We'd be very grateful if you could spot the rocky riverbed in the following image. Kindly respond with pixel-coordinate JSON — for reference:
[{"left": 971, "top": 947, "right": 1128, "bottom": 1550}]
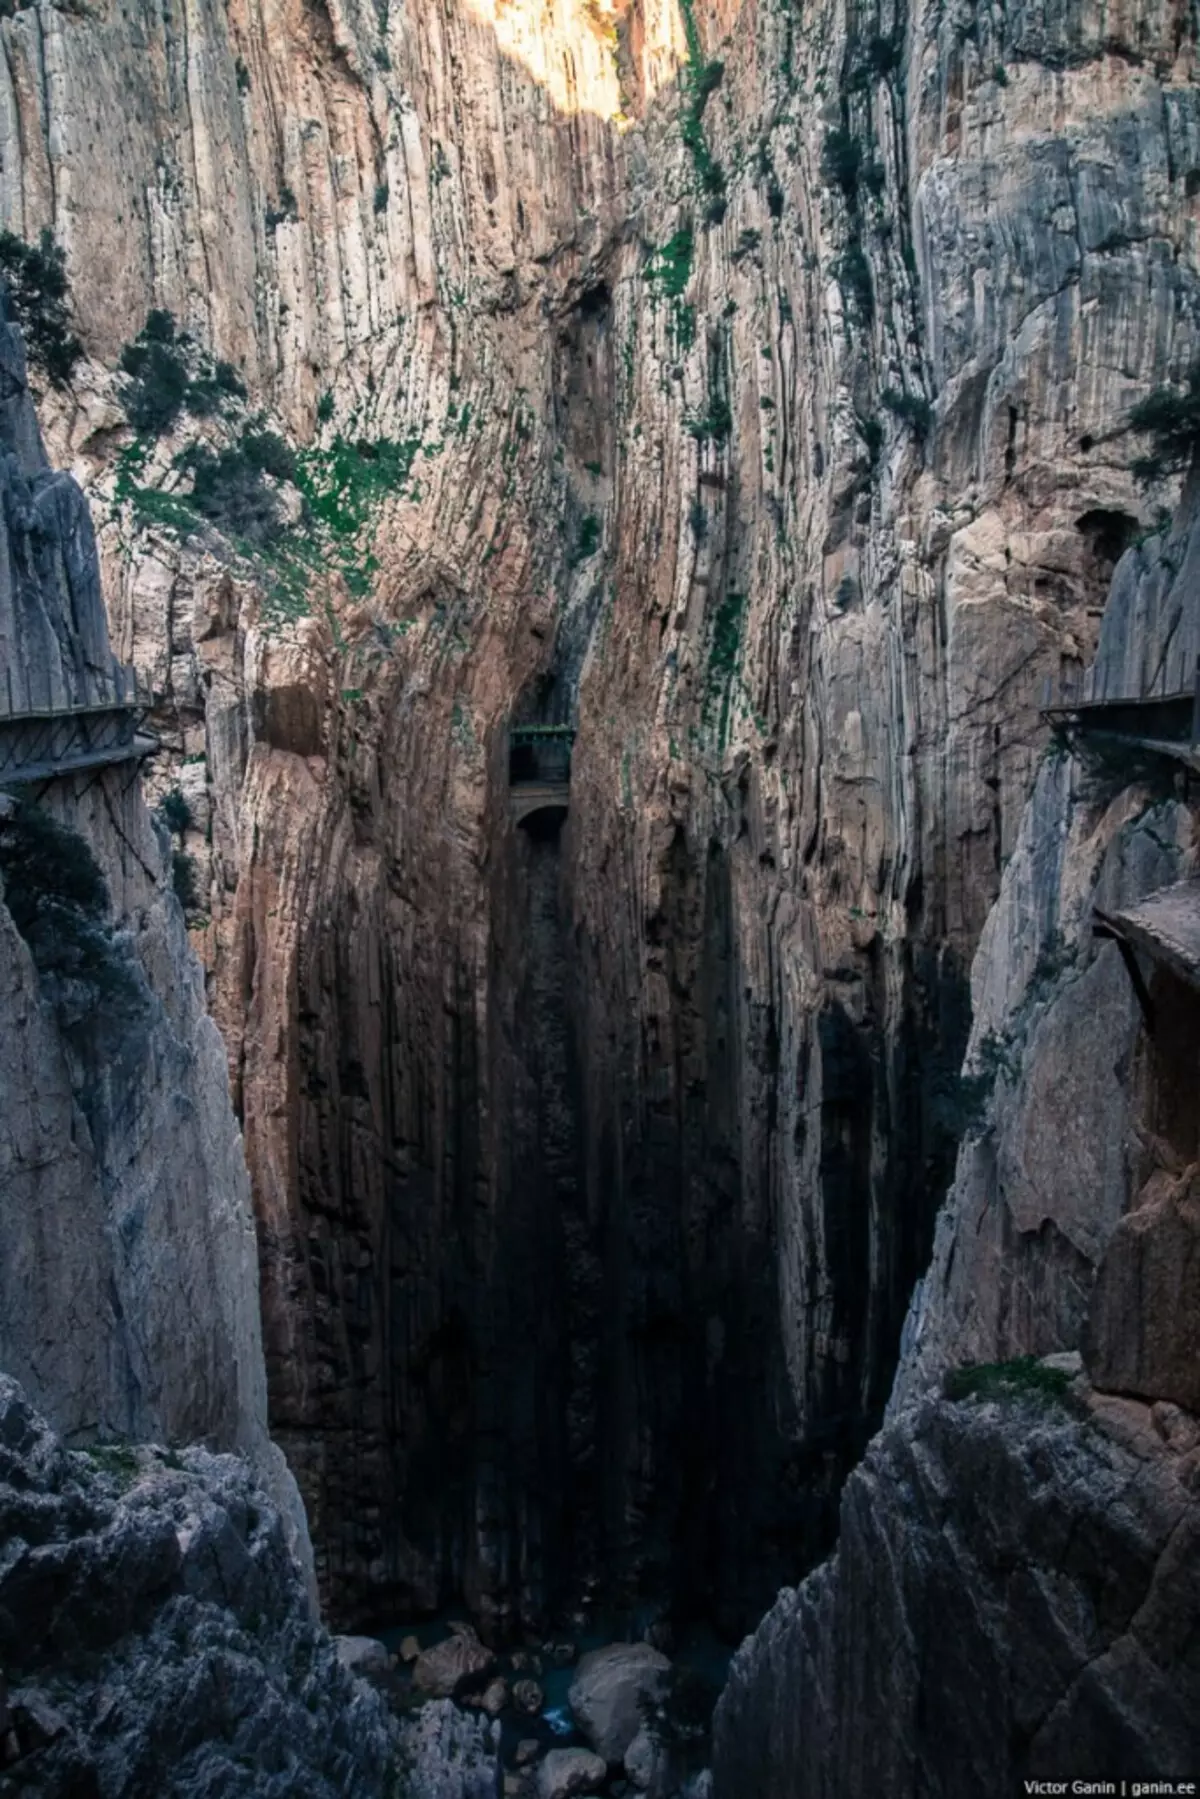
[{"left": 350, "top": 1624, "right": 720, "bottom": 1799}]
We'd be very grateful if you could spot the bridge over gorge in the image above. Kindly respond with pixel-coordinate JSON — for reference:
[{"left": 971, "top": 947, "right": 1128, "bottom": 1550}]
[
  {"left": 1041, "top": 654, "right": 1200, "bottom": 775},
  {"left": 0, "top": 664, "right": 159, "bottom": 792},
  {"left": 508, "top": 724, "right": 574, "bottom": 827}
]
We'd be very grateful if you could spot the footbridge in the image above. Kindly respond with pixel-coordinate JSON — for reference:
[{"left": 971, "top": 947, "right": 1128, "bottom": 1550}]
[
  {"left": 1042, "top": 656, "right": 1200, "bottom": 774},
  {"left": 0, "top": 665, "right": 158, "bottom": 790},
  {"left": 509, "top": 724, "right": 574, "bottom": 827}
]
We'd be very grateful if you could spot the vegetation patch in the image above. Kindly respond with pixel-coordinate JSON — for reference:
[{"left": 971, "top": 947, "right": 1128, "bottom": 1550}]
[
  {"left": 942, "top": 1355, "right": 1074, "bottom": 1406},
  {"left": 1128, "top": 361, "right": 1200, "bottom": 482},
  {"left": 882, "top": 387, "right": 932, "bottom": 439},
  {"left": 119, "top": 310, "right": 245, "bottom": 436},
  {"left": 178, "top": 430, "right": 295, "bottom": 546},
  {"left": 704, "top": 588, "right": 745, "bottom": 749},
  {"left": 0, "top": 229, "right": 82, "bottom": 385},
  {"left": 0, "top": 802, "right": 146, "bottom": 1031},
  {"left": 676, "top": 0, "right": 726, "bottom": 212}
]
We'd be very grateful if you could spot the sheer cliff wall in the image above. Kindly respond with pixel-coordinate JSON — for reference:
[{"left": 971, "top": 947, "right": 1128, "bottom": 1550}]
[
  {"left": 3, "top": 0, "right": 1199, "bottom": 1628},
  {"left": 0, "top": 312, "right": 312, "bottom": 1593},
  {"left": 710, "top": 450, "right": 1200, "bottom": 1799}
]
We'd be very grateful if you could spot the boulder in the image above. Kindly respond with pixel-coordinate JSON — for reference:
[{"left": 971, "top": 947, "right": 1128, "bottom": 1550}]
[
  {"left": 333, "top": 1634, "right": 390, "bottom": 1677},
  {"left": 536, "top": 1746, "right": 608, "bottom": 1799},
  {"left": 413, "top": 1625, "right": 496, "bottom": 1699},
  {"left": 568, "top": 1643, "right": 671, "bottom": 1763},
  {"left": 623, "top": 1726, "right": 662, "bottom": 1790},
  {"left": 466, "top": 1677, "right": 508, "bottom": 1718},
  {"left": 512, "top": 1677, "right": 544, "bottom": 1714},
  {"left": 516, "top": 1738, "right": 541, "bottom": 1766},
  {"left": 399, "top": 1634, "right": 421, "bottom": 1663}
]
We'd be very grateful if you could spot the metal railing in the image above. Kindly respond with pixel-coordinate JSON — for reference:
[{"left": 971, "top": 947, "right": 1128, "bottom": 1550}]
[
  {"left": 1, "top": 658, "right": 147, "bottom": 720},
  {"left": 509, "top": 724, "right": 575, "bottom": 788}
]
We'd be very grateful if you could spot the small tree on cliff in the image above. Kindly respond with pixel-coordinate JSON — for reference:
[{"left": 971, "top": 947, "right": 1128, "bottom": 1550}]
[
  {"left": 0, "top": 229, "right": 82, "bottom": 385},
  {"left": 1128, "top": 359, "right": 1200, "bottom": 482}
]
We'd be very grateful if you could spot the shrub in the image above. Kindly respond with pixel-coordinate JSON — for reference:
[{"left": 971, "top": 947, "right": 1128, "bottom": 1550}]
[
  {"left": 942, "top": 1355, "right": 1073, "bottom": 1405},
  {"left": 374, "top": 182, "right": 389, "bottom": 214},
  {"left": 186, "top": 357, "right": 247, "bottom": 416},
  {"left": 119, "top": 311, "right": 190, "bottom": 433},
  {"left": 837, "top": 242, "right": 874, "bottom": 320},
  {"left": 120, "top": 310, "right": 248, "bottom": 434},
  {"left": 882, "top": 387, "right": 933, "bottom": 439},
  {"left": 0, "top": 228, "right": 82, "bottom": 384},
  {"left": 686, "top": 393, "right": 732, "bottom": 443},
  {"left": 172, "top": 849, "right": 200, "bottom": 911},
  {"left": 822, "top": 127, "right": 862, "bottom": 198},
  {"left": 574, "top": 513, "right": 601, "bottom": 562},
  {"left": 0, "top": 801, "right": 144, "bottom": 1024},
  {"left": 235, "top": 56, "right": 251, "bottom": 93},
  {"left": 157, "top": 787, "right": 192, "bottom": 839},
  {"left": 646, "top": 229, "right": 694, "bottom": 300},
  {"left": 1128, "top": 361, "right": 1200, "bottom": 482},
  {"left": 316, "top": 390, "right": 334, "bottom": 425},
  {"left": 179, "top": 440, "right": 287, "bottom": 544}
]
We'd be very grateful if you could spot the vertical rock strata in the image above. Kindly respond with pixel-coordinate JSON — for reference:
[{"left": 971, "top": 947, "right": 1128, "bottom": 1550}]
[
  {"left": 2, "top": 0, "right": 1199, "bottom": 1634},
  {"left": 710, "top": 447, "right": 1200, "bottom": 1789},
  {"left": 0, "top": 312, "right": 311, "bottom": 1589}
]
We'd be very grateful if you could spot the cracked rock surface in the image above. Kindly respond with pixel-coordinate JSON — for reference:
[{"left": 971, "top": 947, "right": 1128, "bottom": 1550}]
[
  {"left": 0, "top": 1375, "right": 501, "bottom": 1799},
  {"left": 712, "top": 1380, "right": 1200, "bottom": 1798}
]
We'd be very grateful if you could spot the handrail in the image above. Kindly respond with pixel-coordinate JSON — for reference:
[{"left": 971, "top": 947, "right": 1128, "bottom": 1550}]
[
  {"left": 1, "top": 659, "right": 147, "bottom": 720},
  {"left": 1041, "top": 654, "right": 1200, "bottom": 752}
]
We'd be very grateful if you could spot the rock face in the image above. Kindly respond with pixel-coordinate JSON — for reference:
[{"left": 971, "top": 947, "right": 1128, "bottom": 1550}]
[
  {"left": 568, "top": 1643, "right": 671, "bottom": 1764},
  {"left": 0, "top": 1374, "right": 502, "bottom": 1798},
  {"left": 5, "top": 0, "right": 1200, "bottom": 1639},
  {"left": 893, "top": 476, "right": 1200, "bottom": 1409},
  {"left": 0, "top": 310, "right": 312, "bottom": 1590},
  {"left": 712, "top": 1382, "right": 1200, "bottom": 1797},
  {"left": 412, "top": 1625, "right": 496, "bottom": 1700},
  {"left": 535, "top": 1748, "right": 608, "bottom": 1799},
  {"left": 1086, "top": 1166, "right": 1200, "bottom": 1410},
  {"left": 710, "top": 405, "right": 1200, "bottom": 1792}
]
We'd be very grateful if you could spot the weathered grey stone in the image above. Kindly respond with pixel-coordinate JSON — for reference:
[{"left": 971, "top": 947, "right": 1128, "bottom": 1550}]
[
  {"left": 568, "top": 1644, "right": 671, "bottom": 1764},
  {"left": 0, "top": 1375, "right": 502, "bottom": 1798},
  {"left": 332, "top": 1633, "right": 390, "bottom": 1676},
  {"left": 0, "top": 315, "right": 314, "bottom": 1605},
  {"left": 712, "top": 1387, "right": 1200, "bottom": 1798},
  {"left": 1085, "top": 1169, "right": 1200, "bottom": 1410},
  {"left": 535, "top": 1746, "right": 608, "bottom": 1799},
  {"left": 412, "top": 1625, "right": 495, "bottom": 1699}
]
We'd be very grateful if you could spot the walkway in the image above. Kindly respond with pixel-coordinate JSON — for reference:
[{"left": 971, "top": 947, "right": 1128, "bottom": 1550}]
[
  {"left": 0, "top": 671, "right": 158, "bottom": 788},
  {"left": 509, "top": 724, "right": 574, "bottom": 826},
  {"left": 1042, "top": 658, "right": 1200, "bottom": 774}
]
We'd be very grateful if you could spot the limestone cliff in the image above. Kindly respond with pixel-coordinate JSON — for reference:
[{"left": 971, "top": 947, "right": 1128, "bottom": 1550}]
[
  {"left": 709, "top": 449, "right": 1200, "bottom": 1791},
  {"left": 0, "top": 1373, "right": 501, "bottom": 1797},
  {"left": 3, "top": 0, "right": 1199, "bottom": 1639},
  {"left": 0, "top": 309, "right": 311, "bottom": 1591}
]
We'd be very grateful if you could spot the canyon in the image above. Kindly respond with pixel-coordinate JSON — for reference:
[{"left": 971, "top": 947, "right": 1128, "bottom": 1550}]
[{"left": 0, "top": 0, "right": 1198, "bottom": 1790}]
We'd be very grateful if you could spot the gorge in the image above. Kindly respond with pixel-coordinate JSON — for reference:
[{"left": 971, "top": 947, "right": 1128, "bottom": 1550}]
[{"left": 0, "top": 0, "right": 1198, "bottom": 1791}]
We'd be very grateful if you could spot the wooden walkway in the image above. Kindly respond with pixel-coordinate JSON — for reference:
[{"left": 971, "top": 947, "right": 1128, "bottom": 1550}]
[
  {"left": 1042, "top": 660, "right": 1200, "bottom": 774},
  {"left": 0, "top": 699, "right": 157, "bottom": 788}
]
